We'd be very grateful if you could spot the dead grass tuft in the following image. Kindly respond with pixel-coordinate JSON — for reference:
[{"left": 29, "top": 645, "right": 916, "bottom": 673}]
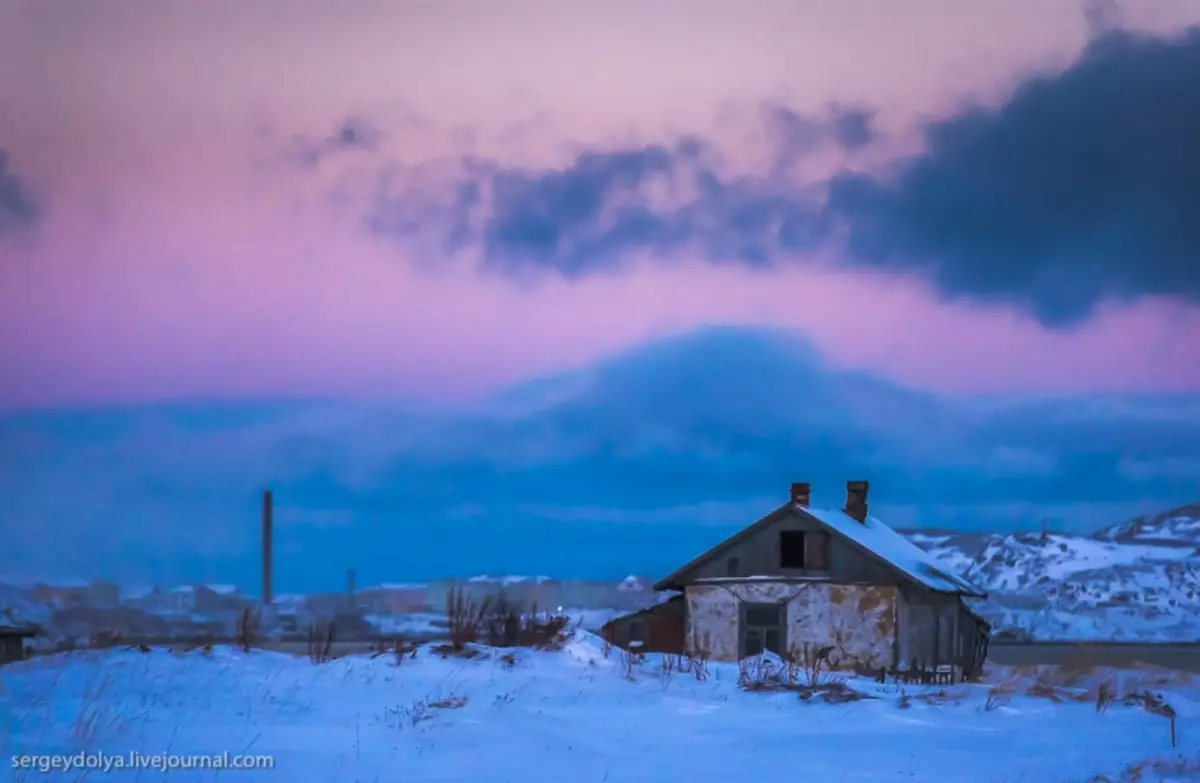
[{"left": 306, "top": 620, "right": 335, "bottom": 664}]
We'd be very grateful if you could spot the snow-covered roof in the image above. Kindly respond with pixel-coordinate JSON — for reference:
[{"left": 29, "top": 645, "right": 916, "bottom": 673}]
[
  {"left": 654, "top": 502, "right": 986, "bottom": 597},
  {"left": 203, "top": 584, "right": 241, "bottom": 596},
  {"left": 366, "top": 583, "right": 427, "bottom": 591},
  {"left": 800, "top": 506, "right": 986, "bottom": 597}
]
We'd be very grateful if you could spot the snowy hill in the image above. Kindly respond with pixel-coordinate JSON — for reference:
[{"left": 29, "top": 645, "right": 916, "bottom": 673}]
[
  {"left": 1094, "top": 503, "right": 1200, "bottom": 545},
  {"left": 901, "top": 503, "right": 1200, "bottom": 641}
]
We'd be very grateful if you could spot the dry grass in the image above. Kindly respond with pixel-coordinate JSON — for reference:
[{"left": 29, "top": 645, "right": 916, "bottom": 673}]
[
  {"left": 235, "top": 607, "right": 261, "bottom": 653},
  {"left": 383, "top": 691, "right": 469, "bottom": 729},
  {"left": 445, "top": 586, "right": 489, "bottom": 651},
  {"left": 1081, "top": 754, "right": 1200, "bottom": 782},
  {"left": 306, "top": 621, "right": 335, "bottom": 664}
]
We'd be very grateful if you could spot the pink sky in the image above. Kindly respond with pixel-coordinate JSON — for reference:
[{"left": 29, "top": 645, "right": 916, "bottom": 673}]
[{"left": 1, "top": 0, "right": 1198, "bottom": 410}]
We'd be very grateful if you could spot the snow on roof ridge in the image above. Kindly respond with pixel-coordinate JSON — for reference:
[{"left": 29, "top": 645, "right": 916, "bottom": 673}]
[{"left": 798, "top": 504, "right": 987, "bottom": 597}]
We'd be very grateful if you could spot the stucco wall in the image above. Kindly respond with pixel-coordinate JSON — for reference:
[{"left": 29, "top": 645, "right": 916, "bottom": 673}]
[{"left": 685, "top": 581, "right": 897, "bottom": 668}]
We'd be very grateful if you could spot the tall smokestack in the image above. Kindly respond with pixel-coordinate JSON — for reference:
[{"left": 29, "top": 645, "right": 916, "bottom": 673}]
[{"left": 261, "top": 490, "right": 273, "bottom": 606}]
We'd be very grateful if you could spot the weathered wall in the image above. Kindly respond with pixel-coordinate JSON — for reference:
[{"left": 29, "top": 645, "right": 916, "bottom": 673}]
[
  {"left": 685, "top": 581, "right": 897, "bottom": 668},
  {"left": 895, "top": 587, "right": 960, "bottom": 668},
  {"left": 681, "top": 510, "right": 897, "bottom": 584}
]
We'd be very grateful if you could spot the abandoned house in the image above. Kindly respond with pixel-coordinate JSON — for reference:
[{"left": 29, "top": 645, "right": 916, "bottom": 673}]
[{"left": 602, "top": 481, "right": 991, "bottom": 681}]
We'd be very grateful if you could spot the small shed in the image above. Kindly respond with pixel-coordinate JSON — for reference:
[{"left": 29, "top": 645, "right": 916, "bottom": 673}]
[
  {"left": 601, "top": 595, "right": 686, "bottom": 655},
  {"left": 0, "top": 624, "right": 38, "bottom": 665}
]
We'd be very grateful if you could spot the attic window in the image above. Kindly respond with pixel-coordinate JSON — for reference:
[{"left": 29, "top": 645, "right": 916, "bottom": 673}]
[
  {"left": 727, "top": 557, "right": 740, "bottom": 577},
  {"left": 779, "top": 530, "right": 831, "bottom": 570},
  {"left": 779, "top": 531, "right": 806, "bottom": 568}
]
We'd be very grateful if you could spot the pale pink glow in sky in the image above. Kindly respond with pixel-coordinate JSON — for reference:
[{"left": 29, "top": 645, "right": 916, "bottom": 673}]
[{"left": 2, "top": 0, "right": 1199, "bottom": 410}]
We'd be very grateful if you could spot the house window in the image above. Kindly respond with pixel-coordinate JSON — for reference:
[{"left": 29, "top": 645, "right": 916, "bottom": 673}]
[
  {"left": 741, "top": 603, "right": 785, "bottom": 658},
  {"left": 779, "top": 530, "right": 806, "bottom": 568},
  {"left": 727, "top": 557, "right": 740, "bottom": 577},
  {"left": 629, "top": 619, "right": 646, "bottom": 644},
  {"left": 805, "top": 530, "right": 831, "bottom": 570}
]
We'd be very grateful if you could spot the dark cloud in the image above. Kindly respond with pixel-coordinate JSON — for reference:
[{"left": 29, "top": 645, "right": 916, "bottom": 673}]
[
  {"left": 1083, "top": 0, "right": 1122, "bottom": 38},
  {"left": 763, "top": 103, "right": 877, "bottom": 167},
  {"left": 0, "top": 149, "right": 39, "bottom": 237},
  {"left": 288, "top": 117, "right": 381, "bottom": 168},
  {"left": 370, "top": 132, "right": 830, "bottom": 275},
  {"left": 370, "top": 26, "right": 1200, "bottom": 327},
  {"left": 827, "top": 26, "right": 1200, "bottom": 325},
  {"left": 1, "top": 327, "right": 1196, "bottom": 587}
]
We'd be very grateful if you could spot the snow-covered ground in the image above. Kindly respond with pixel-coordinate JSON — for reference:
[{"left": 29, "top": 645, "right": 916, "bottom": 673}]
[{"left": 2, "top": 634, "right": 1199, "bottom": 782}]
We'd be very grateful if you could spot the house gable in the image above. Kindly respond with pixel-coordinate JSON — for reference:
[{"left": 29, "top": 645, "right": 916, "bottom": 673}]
[
  {"left": 654, "top": 503, "right": 986, "bottom": 598},
  {"left": 655, "top": 505, "right": 902, "bottom": 590}
]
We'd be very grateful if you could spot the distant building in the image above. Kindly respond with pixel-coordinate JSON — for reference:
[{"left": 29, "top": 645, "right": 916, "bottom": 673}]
[
  {"left": 32, "top": 580, "right": 119, "bottom": 609},
  {"left": 357, "top": 584, "right": 431, "bottom": 614},
  {"left": 0, "top": 623, "right": 38, "bottom": 665},
  {"left": 193, "top": 585, "right": 244, "bottom": 614}
]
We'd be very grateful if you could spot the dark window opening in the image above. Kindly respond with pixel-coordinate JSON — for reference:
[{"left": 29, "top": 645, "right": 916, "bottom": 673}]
[
  {"left": 744, "top": 628, "right": 763, "bottom": 657},
  {"left": 805, "top": 530, "right": 831, "bottom": 570},
  {"left": 779, "top": 530, "right": 806, "bottom": 568},
  {"left": 727, "top": 557, "right": 740, "bottom": 577},
  {"left": 629, "top": 620, "right": 646, "bottom": 643},
  {"left": 744, "top": 604, "right": 782, "bottom": 626}
]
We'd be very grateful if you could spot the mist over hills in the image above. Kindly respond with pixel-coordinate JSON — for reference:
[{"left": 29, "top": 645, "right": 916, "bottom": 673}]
[{"left": 1, "top": 326, "right": 1196, "bottom": 592}]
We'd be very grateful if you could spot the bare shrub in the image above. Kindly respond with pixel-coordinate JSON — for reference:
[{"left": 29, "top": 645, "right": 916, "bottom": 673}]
[
  {"left": 446, "top": 585, "right": 488, "bottom": 651},
  {"left": 983, "top": 684, "right": 1011, "bottom": 711},
  {"left": 793, "top": 642, "right": 833, "bottom": 687},
  {"left": 392, "top": 638, "right": 418, "bottom": 666},
  {"left": 1096, "top": 681, "right": 1115, "bottom": 714},
  {"left": 619, "top": 646, "right": 639, "bottom": 680},
  {"left": 235, "top": 607, "right": 260, "bottom": 653},
  {"left": 482, "top": 595, "right": 574, "bottom": 650},
  {"left": 484, "top": 591, "right": 523, "bottom": 646},
  {"left": 432, "top": 643, "right": 484, "bottom": 660},
  {"left": 691, "top": 634, "right": 711, "bottom": 682},
  {"left": 306, "top": 620, "right": 335, "bottom": 664},
  {"left": 797, "top": 680, "right": 871, "bottom": 704},
  {"left": 897, "top": 689, "right": 912, "bottom": 709},
  {"left": 600, "top": 626, "right": 613, "bottom": 659},
  {"left": 1125, "top": 690, "right": 1178, "bottom": 748}
]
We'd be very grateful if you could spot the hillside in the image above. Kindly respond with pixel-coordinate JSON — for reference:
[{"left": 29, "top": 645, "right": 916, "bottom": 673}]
[{"left": 902, "top": 503, "right": 1200, "bottom": 641}]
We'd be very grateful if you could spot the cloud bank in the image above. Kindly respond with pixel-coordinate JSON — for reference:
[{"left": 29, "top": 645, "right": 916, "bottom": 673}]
[
  {"left": 0, "top": 149, "right": 38, "bottom": 238},
  {"left": 370, "top": 26, "right": 1200, "bottom": 327},
  {"left": 1, "top": 326, "right": 1195, "bottom": 590}
]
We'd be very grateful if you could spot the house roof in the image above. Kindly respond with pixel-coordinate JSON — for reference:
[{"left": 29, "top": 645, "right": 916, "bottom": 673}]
[{"left": 653, "top": 503, "right": 986, "bottom": 598}]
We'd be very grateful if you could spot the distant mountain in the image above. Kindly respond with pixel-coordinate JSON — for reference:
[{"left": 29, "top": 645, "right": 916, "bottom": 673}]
[
  {"left": 1093, "top": 503, "right": 1200, "bottom": 545},
  {"left": 902, "top": 503, "right": 1200, "bottom": 641}
]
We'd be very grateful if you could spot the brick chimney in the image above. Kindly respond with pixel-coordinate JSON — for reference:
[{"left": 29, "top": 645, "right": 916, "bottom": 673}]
[
  {"left": 790, "top": 482, "right": 812, "bottom": 506},
  {"left": 844, "top": 480, "right": 869, "bottom": 523}
]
